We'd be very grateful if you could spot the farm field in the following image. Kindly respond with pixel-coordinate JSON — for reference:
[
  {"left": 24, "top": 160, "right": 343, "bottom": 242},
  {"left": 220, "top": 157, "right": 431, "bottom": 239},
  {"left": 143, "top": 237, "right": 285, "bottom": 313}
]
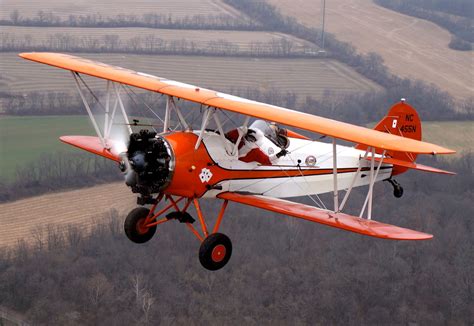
[
  {"left": 268, "top": 0, "right": 474, "bottom": 100},
  {"left": 1, "top": 26, "right": 316, "bottom": 54},
  {"left": 0, "top": 116, "right": 94, "bottom": 180},
  {"left": 0, "top": 52, "right": 382, "bottom": 99},
  {"left": 0, "top": 0, "right": 243, "bottom": 20},
  {"left": 0, "top": 182, "right": 134, "bottom": 248},
  {"left": 422, "top": 121, "right": 473, "bottom": 154}
]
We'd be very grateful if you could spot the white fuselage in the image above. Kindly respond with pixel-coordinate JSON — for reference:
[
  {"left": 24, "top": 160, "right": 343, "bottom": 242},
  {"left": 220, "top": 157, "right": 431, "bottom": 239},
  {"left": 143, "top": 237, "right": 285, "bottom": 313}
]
[{"left": 198, "top": 131, "right": 392, "bottom": 198}]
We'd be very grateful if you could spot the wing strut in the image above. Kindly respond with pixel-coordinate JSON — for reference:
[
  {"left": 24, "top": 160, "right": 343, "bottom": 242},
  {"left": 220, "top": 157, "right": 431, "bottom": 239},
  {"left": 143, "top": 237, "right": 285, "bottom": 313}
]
[
  {"left": 113, "top": 83, "right": 132, "bottom": 135},
  {"left": 72, "top": 72, "right": 106, "bottom": 147},
  {"left": 213, "top": 111, "right": 233, "bottom": 154},
  {"left": 195, "top": 107, "right": 214, "bottom": 150},
  {"left": 339, "top": 149, "right": 370, "bottom": 210},
  {"left": 333, "top": 146, "right": 387, "bottom": 220},
  {"left": 71, "top": 72, "right": 133, "bottom": 148},
  {"left": 332, "top": 138, "right": 339, "bottom": 212},
  {"left": 361, "top": 150, "right": 386, "bottom": 219},
  {"left": 232, "top": 116, "right": 250, "bottom": 156},
  {"left": 163, "top": 96, "right": 171, "bottom": 132}
]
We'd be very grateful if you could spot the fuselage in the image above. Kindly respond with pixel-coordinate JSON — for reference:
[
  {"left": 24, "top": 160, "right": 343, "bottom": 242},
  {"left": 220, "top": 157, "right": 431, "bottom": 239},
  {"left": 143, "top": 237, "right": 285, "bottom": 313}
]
[{"left": 162, "top": 131, "right": 393, "bottom": 199}]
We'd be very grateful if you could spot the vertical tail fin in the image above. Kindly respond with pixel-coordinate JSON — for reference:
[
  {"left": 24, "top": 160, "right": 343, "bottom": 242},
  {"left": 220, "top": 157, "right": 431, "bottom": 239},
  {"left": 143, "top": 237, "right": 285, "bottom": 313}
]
[{"left": 356, "top": 101, "right": 422, "bottom": 175}]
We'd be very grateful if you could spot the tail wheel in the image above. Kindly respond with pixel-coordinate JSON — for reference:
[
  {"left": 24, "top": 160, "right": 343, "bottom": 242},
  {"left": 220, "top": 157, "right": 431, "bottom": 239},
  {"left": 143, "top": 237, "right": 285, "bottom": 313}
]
[
  {"left": 199, "top": 233, "right": 232, "bottom": 271},
  {"left": 388, "top": 178, "right": 404, "bottom": 198},
  {"left": 124, "top": 207, "right": 157, "bottom": 244},
  {"left": 394, "top": 185, "right": 404, "bottom": 198}
]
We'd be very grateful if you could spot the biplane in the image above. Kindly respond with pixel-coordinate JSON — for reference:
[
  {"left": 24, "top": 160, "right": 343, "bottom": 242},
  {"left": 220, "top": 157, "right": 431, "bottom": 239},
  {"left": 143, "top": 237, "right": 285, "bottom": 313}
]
[{"left": 20, "top": 52, "right": 455, "bottom": 270}]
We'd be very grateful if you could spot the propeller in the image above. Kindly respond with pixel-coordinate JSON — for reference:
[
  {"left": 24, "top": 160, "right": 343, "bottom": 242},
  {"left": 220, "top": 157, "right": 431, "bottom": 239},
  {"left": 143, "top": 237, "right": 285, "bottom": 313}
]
[{"left": 114, "top": 119, "right": 160, "bottom": 128}]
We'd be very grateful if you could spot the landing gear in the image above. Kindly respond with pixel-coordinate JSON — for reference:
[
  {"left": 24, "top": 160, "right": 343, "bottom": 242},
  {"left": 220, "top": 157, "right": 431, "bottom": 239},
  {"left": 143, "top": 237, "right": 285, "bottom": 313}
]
[
  {"left": 124, "top": 207, "right": 157, "bottom": 243},
  {"left": 123, "top": 196, "right": 232, "bottom": 270},
  {"left": 387, "top": 179, "right": 404, "bottom": 198},
  {"left": 199, "top": 233, "right": 232, "bottom": 271}
]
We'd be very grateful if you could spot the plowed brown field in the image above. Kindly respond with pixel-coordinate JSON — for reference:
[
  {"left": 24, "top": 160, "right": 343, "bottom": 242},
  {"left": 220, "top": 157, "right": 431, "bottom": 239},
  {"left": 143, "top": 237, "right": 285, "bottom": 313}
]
[
  {"left": 1, "top": 26, "right": 316, "bottom": 55},
  {"left": 0, "top": 183, "right": 134, "bottom": 248},
  {"left": 269, "top": 0, "right": 474, "bottom": 100},
  {"left": 0, "top": 0, "right": 244, "bottom": 20},
  {"left": 1, "top": 53, "right": 382, "bottom": 100}
]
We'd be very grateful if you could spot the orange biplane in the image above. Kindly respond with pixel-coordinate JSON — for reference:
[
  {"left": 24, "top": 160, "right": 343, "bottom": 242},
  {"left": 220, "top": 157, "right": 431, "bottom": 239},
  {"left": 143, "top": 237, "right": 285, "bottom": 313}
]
[{"left": 20, "top": 52, "right": 455, "bottom": 270}]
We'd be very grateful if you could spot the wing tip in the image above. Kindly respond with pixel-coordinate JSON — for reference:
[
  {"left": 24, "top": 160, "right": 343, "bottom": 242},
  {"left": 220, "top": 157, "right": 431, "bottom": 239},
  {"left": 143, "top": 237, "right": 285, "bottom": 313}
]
[
  {"left": 18, "top": 52, "right": 40, "bottom": 61},
  {"left": 387, "top": 232, "right": 433, "bottom": 241},
  {"left": 434, "top": 148, "right": 456, "bottom": 155}
]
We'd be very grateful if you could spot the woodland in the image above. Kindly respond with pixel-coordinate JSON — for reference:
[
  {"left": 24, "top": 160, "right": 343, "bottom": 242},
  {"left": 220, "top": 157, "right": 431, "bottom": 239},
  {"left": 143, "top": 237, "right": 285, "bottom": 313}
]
[{"left": 0, "top": 154, "right": 472, "bottom": 324}]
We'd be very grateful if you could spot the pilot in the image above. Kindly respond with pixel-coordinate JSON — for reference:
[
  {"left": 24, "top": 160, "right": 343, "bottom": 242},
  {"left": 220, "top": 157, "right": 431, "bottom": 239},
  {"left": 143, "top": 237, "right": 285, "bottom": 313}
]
[{"left": 225, "top": 126, "right": 288, "bottom": 165}]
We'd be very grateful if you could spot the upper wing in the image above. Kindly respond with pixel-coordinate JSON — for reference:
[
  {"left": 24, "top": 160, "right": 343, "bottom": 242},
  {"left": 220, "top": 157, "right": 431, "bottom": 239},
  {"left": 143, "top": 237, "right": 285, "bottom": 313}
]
[
  {"left": 20, "top": 52, "right": 455, "bottom": 155},
  {"left": 218, "top": 192, "right": 432, "bottom": 240}
]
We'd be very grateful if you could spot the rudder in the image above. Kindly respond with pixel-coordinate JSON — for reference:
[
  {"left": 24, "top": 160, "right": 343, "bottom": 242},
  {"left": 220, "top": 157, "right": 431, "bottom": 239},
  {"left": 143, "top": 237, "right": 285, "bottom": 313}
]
[{"left": 356, "top": 101, "right": 422, "bottom": 175}]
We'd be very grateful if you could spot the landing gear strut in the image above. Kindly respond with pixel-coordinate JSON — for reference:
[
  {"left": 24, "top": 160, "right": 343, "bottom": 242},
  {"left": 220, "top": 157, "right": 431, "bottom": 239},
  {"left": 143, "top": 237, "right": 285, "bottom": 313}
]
[
  {"left": 123, "top": 196, "right": 232, "bottom": 270},
  {"left": 387, "top": 179, "right": 404, "bottom": 198}
]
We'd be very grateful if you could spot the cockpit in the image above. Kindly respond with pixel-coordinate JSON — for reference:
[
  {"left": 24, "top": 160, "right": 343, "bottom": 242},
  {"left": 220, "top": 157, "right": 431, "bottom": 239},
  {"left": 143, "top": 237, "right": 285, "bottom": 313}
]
[
  {"left": 249, "top": 120, "right": 290, "bottom": 149},
  {"left": 224, "top": 120, "right": 290, "bottom": 165}
]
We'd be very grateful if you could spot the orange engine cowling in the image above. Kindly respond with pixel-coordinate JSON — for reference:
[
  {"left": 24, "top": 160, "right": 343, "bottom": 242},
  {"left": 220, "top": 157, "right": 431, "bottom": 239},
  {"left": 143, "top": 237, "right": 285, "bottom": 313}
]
[
  {"left": 124, "top": 130, "right": 216, "bottom": 199},
  {"left": 162, "top": 132, "right": 216, "bottom": 198}
]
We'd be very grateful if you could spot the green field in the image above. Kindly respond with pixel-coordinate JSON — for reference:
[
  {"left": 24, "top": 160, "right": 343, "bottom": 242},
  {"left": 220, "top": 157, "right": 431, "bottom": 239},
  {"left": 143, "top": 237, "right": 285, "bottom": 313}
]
[
  {"left": 423, "top": 121, "right": 473, "bottom": 153},
  {"left": 1, "top": 116, "right": 471, "bottom": 181},
  {"left": 0, "top": 115, "right": 94, "bottom": 181}
]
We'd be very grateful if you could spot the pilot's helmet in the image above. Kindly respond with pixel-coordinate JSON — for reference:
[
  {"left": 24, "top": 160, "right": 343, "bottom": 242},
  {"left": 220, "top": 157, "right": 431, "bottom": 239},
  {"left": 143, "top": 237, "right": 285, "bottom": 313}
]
[{"left": 244, "top": 129, "right": 257, "bottom": 142}]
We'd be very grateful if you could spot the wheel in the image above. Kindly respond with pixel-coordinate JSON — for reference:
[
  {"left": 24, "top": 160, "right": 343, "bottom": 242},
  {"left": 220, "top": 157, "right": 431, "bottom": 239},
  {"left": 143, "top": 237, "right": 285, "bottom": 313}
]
[
  {"left": 199, "top": 233, "right": 232, "bottom": 271},
  {"left": 124, "top": 207, "right": 156, "bottom": 244},
  {"left": 394, "top": 186, "right": 404, "bottom": 198}
]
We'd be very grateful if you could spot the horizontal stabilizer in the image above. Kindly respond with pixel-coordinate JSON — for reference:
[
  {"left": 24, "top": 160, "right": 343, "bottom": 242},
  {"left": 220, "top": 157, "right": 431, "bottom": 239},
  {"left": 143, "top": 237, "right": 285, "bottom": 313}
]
[
  {"left": 218, "top": 192, "right": 433, "bottom": 240},
  {"left": 60, "top": 135, "right": 125, "bottom": 162},
  {"left": 367, "top": 157, "right": 455, "bottom": 175}
]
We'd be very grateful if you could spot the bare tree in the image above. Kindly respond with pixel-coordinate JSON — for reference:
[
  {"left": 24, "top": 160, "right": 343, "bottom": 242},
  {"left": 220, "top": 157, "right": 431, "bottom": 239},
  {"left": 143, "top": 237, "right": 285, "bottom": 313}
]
[
  {"left": 10, "top": 10, "right": 21, "bottom": 24},
  {"left": 87, "top": 273, "right": 112, "bottom": 306},
  {"left": 130, "top": 272, "right": 145, "bottom": 306},
  {"left": 103, "top": 34, "right": 120, "bottom": 51},
  {"left": 141, "top": 291, "right": 155, "bottom": 324}
]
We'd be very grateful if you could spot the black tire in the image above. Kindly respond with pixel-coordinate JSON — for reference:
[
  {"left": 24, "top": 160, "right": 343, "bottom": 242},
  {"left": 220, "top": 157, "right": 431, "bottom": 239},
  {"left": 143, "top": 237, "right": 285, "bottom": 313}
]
[
  {"left": 124, "top": 207, "right": 156, "bottom": 244},
  {"left": 199, "top": 233, "right": 232, "bottom": 271},
  {"left": 394, "top": 186, "right": 404, "bottom": 198}
]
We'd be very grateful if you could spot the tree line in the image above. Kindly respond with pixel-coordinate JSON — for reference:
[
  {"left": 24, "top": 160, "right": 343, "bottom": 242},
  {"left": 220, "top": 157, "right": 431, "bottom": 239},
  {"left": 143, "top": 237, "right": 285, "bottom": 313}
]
[
  {"left": 3, "top": 83, "right": 472, "bottom": 122},
  {"left": 0, "top": 32, "right": 317, "bottom": 58},
  {"left": 375, "top": 0, "right": 473, "bottom": 51},
  {"left": 0, "top": 153, "right": 472, "bottom": 324},
  {"left": 0, "top": 152, "right": 121, "bottom": 202},
  {"left": 4, "top": 10, "right": 259, "bottom": 31}
]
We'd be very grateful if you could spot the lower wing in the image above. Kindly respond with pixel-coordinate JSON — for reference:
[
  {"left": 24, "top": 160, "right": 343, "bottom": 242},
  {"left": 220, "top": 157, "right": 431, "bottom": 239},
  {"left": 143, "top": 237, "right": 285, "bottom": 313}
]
[
  {"left": 218, "top": 192, "right": 432, "bottom": 240},
  {"left": 60, "top": 135, "right": 124, "bottom": 162}
]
